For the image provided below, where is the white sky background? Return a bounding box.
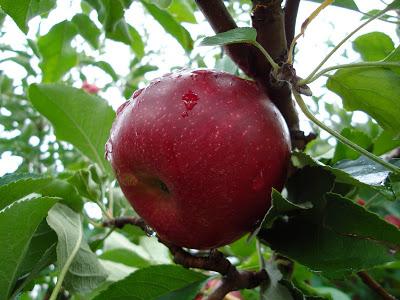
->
[0,0,398,176]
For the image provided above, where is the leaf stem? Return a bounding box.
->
[287,0,334,64]
[49,219,83,300]
[303,6,392,83]
[300,61,400,84]
[292,91,400,174]
[251,41,280,72]
[357,271,397,300]
[97,184,113,220]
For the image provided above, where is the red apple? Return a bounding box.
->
[82,80,100,94]
[356,199,365,206]
[106,69,291,249]
[385,215,400,228]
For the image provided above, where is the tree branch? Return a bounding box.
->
[284,0,301,49]
[250,0,301,146]
[357,271,397,300]
[104,217,269,300]
[195,0,309,149]
[194,0,255,79]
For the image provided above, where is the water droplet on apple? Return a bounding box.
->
[145,227,156,237]
[252,170,264,191]
[182,90,199,111]
[180,90,199,118]
[105,140,113,161]
[192,69,208,75]
[116,100,131,115]
[132,88,144,99]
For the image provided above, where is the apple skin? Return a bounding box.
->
[106,69,291,249]
[385,215,400,228]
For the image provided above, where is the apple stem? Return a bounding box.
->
[302,5,392,84]
[299,61,400,85]
[292,91,400,174]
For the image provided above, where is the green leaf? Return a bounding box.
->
[17,221,57,277]
[305,0,359,11]
[0,173,83,211]
[384,46,400,75]
[98,0,125,32]
[334,156,398,187]
[100,248,151,268]
[200,27,257,47]
[258,168,400,276]
[167,0,196,24]
[72,13,101,49]
[106,20,145,58]
[100,259,136,282]
[12,243,57,298]
[28,0,56,19]
[332,128,372,163]
[388,0,400,9]
[47,204,107,293]
[152,0,172,9]
[28,84,115,174]
[68,166,102,201]
[293,152,397,200]
[84,0,144,57]
[81,58,119,81]
[0,55,37,75]
[373,130,400,155]
[385,46,400,62]
[39,179,83,211]
[327,67,400,137]
[93,265,207,300]
[313,287,351,300]
[0,174,51,210]
[0,0,56,33]
[141,0,193,51]
[37,20,78,82]
[262,260,310,300]
[0,196,58,299]
[353,32,394,62]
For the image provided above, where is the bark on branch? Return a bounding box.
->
[284,0,301,49]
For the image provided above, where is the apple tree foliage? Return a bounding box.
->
[0,0,400,299]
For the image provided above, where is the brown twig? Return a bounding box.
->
[104,217,269,300]
[357,271,397,300]
[102,216,153,235]
[284,0,301,49]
